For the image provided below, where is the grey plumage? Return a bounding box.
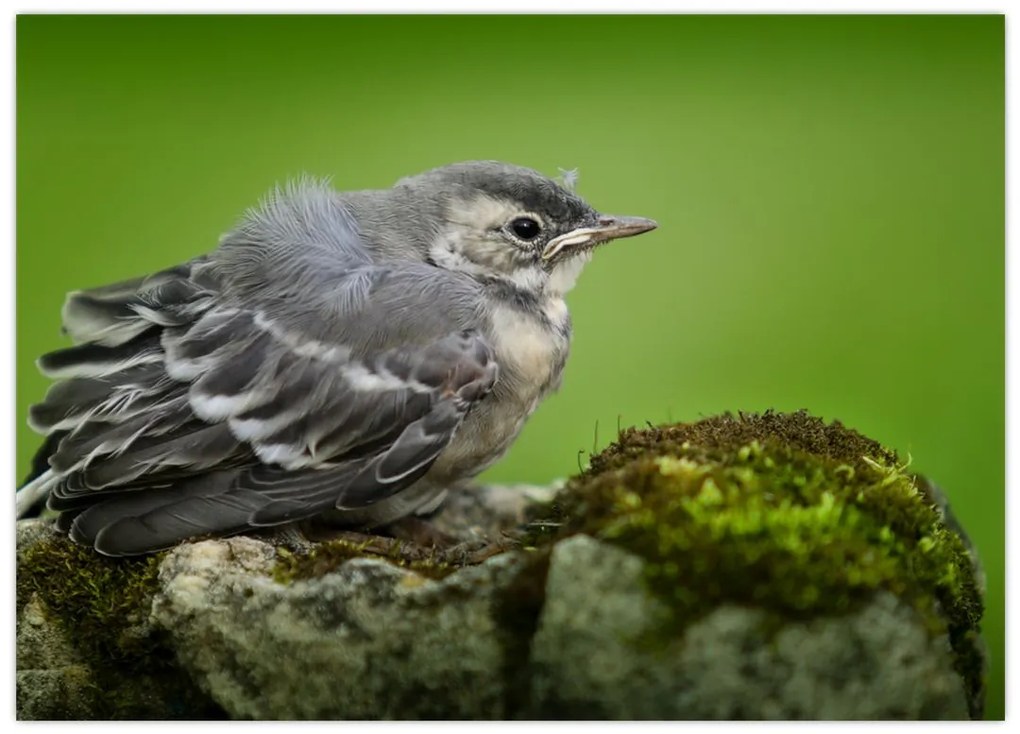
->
[19,161,656,555]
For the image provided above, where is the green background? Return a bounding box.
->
[16,15,1004,718]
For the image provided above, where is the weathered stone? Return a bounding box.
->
[152,536,523,719]
[14,413,986,720]
[528,535,969,719]
[16,594,98,720]
[15,516,978,720]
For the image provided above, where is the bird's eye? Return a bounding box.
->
[510,217,541,240]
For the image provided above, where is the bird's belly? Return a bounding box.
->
[426,393,542,479]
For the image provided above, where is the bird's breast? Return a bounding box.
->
[488,298,571,395]
[426,297,571,483]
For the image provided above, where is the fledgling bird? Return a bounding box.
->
[17,161,657,556]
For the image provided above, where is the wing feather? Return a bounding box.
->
[23,212,497,556]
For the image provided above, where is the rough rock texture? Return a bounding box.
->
[151,535,522,719]
[16,525,977,720]
[15,520,223,720]
[16,412,986,720]
[16,520,107,720]
[530,536,969,719]
[17,593,97,720]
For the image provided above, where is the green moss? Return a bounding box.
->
[536,410,985,718]
[273,536,461,583]
[17,534,222,720]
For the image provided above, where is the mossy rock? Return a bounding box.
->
[16,522,224,720]
[15,410,985,719]
[529,409,985,718]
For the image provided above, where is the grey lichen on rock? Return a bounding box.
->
[530,536,969,719]
[151,535,523,719]
[16,411,985,720]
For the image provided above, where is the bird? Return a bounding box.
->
[16,161,657,556]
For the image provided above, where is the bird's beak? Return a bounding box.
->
[541,214,658,261]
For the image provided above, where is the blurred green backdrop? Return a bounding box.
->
[16,15,1004,718]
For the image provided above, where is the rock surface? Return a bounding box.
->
[152,535,520,719]
[17,593,97,721]
[16,413,986,720]
[531,536,969,719]
[17,507,973,720]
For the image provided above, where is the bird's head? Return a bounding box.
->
[362,161,657,297]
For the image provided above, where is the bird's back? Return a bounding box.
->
[19,180,500,555]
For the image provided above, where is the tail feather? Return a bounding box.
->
[61,291,157,346]
[16,470,60,519]
[37,333,163,379]
[62,471,258,555]
[59,263,211,347]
